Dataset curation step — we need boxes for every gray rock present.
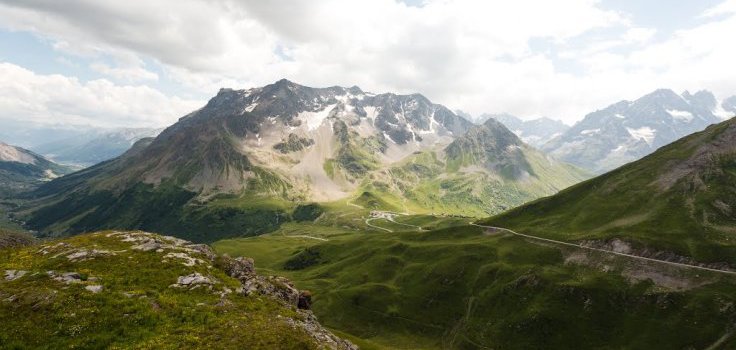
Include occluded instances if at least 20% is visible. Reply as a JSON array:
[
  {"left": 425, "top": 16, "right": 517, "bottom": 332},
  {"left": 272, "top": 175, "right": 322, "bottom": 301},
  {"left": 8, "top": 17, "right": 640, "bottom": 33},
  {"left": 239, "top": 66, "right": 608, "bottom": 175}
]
[
  {"left": 66, "top": 250, "right": 89, "bottom": 260},
  {"left": 4, "top": 270, "right": 27, "bottom": 281},
  {"left": 282, "top": 311, "right": 359, "bottom": 350},
  {"left": 132, "top": 239, "right": 163, "bottom": 252},
  {"left": 171, "top": 273, "right": 214, "bottom": 288},
  {"left": 85, "top": 285, "right": 103, "bottom": 293},
  {"left": 48, "top": 271, "right": 84, "bottom": 284},
  {"left": 221, "top": 256, "right": 256, "bottom": 281}
]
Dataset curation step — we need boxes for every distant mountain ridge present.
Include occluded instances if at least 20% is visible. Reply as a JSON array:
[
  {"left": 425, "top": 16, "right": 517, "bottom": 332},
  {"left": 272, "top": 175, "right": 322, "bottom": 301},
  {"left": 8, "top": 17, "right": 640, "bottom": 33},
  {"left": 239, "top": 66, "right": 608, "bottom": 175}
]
[
  {"left": 486, "top": 113, "right": 569, "bottom": 148},
  {"left": 543, "top": 89, "right": 734, "bottom": 173},
  {"left": 21, "top": 79, "right": 587, "bottom": 241},
  {"left": 0, "top": 141, "right": 72, "bottom": 194},
  {"left": 32, "top": 127, "right": 163, "bottom": 167},
  {"left": 486, "top": 116, "right": 736, "bottom": 267}
]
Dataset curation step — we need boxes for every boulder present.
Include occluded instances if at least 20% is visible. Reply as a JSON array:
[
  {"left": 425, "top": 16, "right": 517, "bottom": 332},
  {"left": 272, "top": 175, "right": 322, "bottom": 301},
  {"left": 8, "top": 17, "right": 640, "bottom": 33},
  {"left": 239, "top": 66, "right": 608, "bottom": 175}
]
[
  {"left": 172, "top": 273, "right": 214, "bottom": 288},
  {"left": 219, "top": 256, "right": 256, "bottom": 282}
]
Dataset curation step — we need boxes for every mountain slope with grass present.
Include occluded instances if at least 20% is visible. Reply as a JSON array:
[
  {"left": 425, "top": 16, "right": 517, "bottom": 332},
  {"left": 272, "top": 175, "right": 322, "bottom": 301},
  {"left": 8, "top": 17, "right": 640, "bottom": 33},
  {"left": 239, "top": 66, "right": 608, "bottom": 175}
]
[
  {"left": 361, "top": 119, "right": 589, "bottom": 216},
  {"left": 213, "top": 220, "right": 736, "bottom": 350},
  {"left": 0, "top": 230, "right": 355, "bottom": 349},
  {"left": 485, "top": 117, "right": 736, "bottom": 267},
  {"left": 19, "top": 80, "right": 587, "bottom": 241}
]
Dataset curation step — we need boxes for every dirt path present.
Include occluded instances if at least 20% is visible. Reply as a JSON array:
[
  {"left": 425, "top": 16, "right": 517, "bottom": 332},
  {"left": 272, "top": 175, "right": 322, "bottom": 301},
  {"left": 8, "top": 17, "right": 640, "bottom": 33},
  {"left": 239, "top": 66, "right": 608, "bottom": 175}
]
[
  {"left": 365, "top": 218, "right": 393, "bottom": 232},
  {"left": 346, "top": 200, "right": 364, "bottom": 209},
  {"left": 705, "top": 327, "right": 734, "bottom": 350},
  {"left": 385, "top": 217, "right": 425, "bottom": 231},
  {"left": 287, "top": 235, "right": 329, "bottom": 241},
  {"left": 470, "top": 223, "right": 736, "bottom": 276}
]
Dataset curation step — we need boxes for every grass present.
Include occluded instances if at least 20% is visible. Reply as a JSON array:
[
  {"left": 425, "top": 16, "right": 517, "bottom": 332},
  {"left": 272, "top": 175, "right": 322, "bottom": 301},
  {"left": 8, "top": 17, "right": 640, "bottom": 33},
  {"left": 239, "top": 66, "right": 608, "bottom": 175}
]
[
  {"left": 359, "top": 148, "right": 589, "bottom": 218},
  {"left": 484, "top": 118, "right": 736, "bottom": 266},
  {"left": 213, "top": 220, "right": 736, "bottom": 349},
  {"left": 0, "top": 231, "right": 324, "bottom": 349}
]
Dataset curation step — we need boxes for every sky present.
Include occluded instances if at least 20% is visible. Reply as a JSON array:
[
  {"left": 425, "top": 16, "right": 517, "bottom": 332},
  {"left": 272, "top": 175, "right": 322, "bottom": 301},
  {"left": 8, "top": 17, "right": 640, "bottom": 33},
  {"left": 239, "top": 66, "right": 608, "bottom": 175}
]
[{"left": 1, "top": 0, "right": 736, "bottom": 128}]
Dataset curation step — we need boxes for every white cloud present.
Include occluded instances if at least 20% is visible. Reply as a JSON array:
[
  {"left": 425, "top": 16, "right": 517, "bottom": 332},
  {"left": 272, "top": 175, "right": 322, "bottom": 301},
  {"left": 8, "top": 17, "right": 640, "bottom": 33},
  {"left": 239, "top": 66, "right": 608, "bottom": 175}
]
[
  {"left": 90, "top": 62, "right": 159, "bottom": 82},
  {"left": 0, "top": 0, "right": 625, "bottom": 120},
  {"left": 0, "top": 0, "right": 733, "bottom": 125},
  {"left": 702, "top": 0, "right": 736, "bottom": 17},
  {"left": 0, "top": 62, "right": 203, "bottom": 128}
]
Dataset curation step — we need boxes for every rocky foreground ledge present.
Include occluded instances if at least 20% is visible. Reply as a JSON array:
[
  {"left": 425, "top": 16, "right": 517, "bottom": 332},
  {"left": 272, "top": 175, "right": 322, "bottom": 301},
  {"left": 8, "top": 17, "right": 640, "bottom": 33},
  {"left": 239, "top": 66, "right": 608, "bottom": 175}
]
[{"left": 0, "top": 230, "right": 357, "bottom": 349}]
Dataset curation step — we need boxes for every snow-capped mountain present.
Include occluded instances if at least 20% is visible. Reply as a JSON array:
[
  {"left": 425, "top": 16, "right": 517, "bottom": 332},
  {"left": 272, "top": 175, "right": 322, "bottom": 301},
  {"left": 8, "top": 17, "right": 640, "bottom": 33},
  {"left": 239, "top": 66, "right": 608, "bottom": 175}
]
[
  {"left": 486, "top": 113, "right": 569, "bottom": 148},
  {"left": 543, "top": 89, "right": 729, "bottom": 173},
  {"left": 25, "top": 79, "right": 589, "bottom": 238}
]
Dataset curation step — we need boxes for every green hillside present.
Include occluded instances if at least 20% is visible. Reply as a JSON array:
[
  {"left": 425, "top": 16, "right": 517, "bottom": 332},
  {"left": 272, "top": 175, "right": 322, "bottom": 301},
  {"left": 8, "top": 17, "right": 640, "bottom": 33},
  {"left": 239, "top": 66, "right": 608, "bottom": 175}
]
[
  {"left": 361, "top": 120, "right": 589, "bottom": 216},
  {"left": 484, "top": 117, "right": 736, "bottom": 266},
  {"left": 213, "top": 220, "right": 736, "bottom": 349},
  {"left": 16, "top": 84, "right": 589, "bottom": 243},
  {"left": 0, "top": 230, "right": 354, "bottom": 349}
]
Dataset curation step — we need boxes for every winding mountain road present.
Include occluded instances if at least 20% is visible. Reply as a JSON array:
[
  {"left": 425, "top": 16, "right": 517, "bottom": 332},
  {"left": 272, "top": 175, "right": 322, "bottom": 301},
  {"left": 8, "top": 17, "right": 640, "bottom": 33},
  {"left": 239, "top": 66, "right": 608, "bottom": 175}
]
[{"left": 470, "top": 223, "right": 736, "bottom": 276}]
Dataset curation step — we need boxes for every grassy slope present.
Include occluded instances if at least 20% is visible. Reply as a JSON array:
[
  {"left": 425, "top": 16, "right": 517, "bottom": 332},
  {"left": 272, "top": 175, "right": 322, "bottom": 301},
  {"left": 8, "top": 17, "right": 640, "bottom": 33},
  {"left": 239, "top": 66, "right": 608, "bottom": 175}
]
[
  {"left": 0, "top": 231, "right": 325, "bottom": 349},
  {"left": 484, "top": 119, "right": 736, "bottom": 265},
  {"left": 213, "top": 220, "right": 736, "bottom": 350},
  {"left": 362, "top": 149, "right": 589, "bottom": 217}
]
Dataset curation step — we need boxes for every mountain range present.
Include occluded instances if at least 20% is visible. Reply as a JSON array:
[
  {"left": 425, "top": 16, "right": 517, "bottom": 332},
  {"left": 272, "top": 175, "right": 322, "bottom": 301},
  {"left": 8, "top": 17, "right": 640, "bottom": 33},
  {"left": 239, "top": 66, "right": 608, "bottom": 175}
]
[
  {"left": 0, "top": 141, "right": 71, "bottom": 195},
  {"left": 487, "top": 116, "right": 736, "bottom": 267},
  {"left": 3, "top": 81, "right": 736, "bottom": 349},
  {"left": 485, "top": 113, "right": 570, "bottom": 148},
  {"left": 19, "top": 79, "right": 587, "bottom": 241},
  {"left": 32, "top": 127, "right": 163, "bottom": 167},
  {"left": 542, "top": 89, "right": 735, "bottom": 173},
  {"left": 214, "top": 116, "right": 736, "bottom": 349}
]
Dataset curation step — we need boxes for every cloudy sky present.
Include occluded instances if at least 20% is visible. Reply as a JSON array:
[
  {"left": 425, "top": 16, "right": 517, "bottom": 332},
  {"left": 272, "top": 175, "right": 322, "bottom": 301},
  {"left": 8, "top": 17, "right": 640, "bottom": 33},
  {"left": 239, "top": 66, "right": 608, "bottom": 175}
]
[{"left": 1, "top": 0, "right": 736, "bottom": 128}]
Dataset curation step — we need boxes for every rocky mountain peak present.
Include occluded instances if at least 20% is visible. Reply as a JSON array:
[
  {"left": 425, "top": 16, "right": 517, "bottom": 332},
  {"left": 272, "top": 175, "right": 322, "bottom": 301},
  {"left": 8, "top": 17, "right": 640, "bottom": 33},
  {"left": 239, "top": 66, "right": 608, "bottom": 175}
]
[
  {"left": 543, "top": 88, "right": 723, "bottom": 173},
  {"left": 682, "top": 90, "right": 717, "bottom": 110},
  {"left": 722, "top": 96, "right": 736, "bottom": 113}
]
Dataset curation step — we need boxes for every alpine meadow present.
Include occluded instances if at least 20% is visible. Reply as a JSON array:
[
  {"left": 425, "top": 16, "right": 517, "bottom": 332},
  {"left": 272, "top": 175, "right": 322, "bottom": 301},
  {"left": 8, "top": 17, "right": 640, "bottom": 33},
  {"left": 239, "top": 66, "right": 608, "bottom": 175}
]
[{"left": 1, "top": 1, "right": 736, "bottom": 349}]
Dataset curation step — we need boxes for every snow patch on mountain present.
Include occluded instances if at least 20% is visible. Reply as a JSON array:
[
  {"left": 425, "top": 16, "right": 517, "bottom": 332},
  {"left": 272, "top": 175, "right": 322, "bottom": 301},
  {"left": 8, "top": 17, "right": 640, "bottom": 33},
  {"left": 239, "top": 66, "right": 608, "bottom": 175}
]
[
  {"left": 626, "top": 127, "right": 656, "bottom": 145},
  {"left": 580, "top": 129, "right": 601, "bottom": 136},
  {"left": 543, "top": 88, "right": 723, "bottom": 173},
  {"left": 299, "top": 104, "right": 337, "bottom": 131},
  {"left": 667, "top": 109, "right": 693, "bottom": 122}
]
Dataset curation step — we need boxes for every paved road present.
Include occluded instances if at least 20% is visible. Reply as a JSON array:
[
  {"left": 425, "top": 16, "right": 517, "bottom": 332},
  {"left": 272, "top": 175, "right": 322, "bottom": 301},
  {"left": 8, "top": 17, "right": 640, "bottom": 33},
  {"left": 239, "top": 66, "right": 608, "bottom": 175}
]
[{"left": 470, "top": 223, "right": 736, "bottom": 276}]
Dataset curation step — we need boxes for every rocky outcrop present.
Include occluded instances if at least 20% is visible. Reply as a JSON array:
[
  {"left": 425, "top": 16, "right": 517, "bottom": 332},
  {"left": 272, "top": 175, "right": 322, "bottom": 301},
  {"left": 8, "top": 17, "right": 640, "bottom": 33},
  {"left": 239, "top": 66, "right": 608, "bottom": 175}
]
[
  {"left": 2, "top": 230, "right": 357, "bottom": 349},
  {"left": 217, "top": 254, "right": 357, "bottom": 350},
  {"left": 273, "top": 133, "right": 315, "bottom": 153}
]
